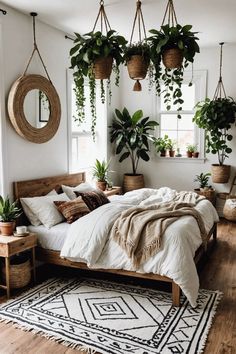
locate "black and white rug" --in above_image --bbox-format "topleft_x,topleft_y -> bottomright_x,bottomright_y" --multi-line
0,278 -> 221,354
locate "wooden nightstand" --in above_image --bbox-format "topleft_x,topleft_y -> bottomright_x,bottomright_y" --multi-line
104,186 -> 122,197
0,233 -> 37,298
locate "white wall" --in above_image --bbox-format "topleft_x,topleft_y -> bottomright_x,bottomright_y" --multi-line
0,2 -> 72,196
109,45 -> 236,193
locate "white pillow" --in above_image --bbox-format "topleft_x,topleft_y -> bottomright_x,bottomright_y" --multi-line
21,189 -> 58,226
62,182 -> 95,200
21,193 -> 69,229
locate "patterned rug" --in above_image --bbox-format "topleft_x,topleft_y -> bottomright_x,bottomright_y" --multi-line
0,278 -> 222,354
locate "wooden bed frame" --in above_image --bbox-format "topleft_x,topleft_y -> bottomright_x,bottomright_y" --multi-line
14,172 -> 217,307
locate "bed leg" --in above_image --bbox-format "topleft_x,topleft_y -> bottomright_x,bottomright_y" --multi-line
172,281 -> 181,307
213,224 -> 217,241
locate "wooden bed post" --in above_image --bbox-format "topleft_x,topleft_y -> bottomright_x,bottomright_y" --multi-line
172,281 -> 181,306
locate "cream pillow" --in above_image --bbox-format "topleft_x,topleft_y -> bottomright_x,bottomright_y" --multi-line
21,189 -> 58,226
21,193 -> 69,229
62,182 -> 95,200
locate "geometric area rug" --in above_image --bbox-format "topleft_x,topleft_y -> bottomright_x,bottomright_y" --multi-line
0,278 -> 222,354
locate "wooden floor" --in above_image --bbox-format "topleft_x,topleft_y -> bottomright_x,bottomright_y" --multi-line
0,221 -> 235,354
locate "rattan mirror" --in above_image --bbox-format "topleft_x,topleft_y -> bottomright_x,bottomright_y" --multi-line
8,74 -> 61,144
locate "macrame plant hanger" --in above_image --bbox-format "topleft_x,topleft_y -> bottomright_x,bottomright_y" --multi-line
213,42 -> 226,100
129,0 -> 147,91
161,0 -> 178,26
23,13 -> 52,84
92,0 -> 111,34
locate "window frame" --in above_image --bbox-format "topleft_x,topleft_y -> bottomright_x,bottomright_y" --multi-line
67,69 -> 107,174
156,70 -> 207,162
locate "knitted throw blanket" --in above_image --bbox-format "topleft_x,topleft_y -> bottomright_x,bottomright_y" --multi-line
111,192 -> 207,269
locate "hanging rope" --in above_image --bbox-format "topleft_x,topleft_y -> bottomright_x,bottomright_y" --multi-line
23,12 -> 52,83
213,42 -> 227,100
92,0 -> 111,33
0,8 -> 7,15
161,0 -> 178,27
130,0 -> 147,45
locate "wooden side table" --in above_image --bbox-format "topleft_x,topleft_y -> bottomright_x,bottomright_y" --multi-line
104,186 -> 122,197
0,233 -> 37,298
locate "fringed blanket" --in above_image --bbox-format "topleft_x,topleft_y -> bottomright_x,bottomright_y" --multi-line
111,192 -> 207,269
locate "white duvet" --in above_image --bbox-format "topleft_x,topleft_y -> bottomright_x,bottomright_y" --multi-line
60,188 -> 219,307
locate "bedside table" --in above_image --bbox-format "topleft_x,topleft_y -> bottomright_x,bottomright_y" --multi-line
104,186 -> 122,197
0,233 -> 37,298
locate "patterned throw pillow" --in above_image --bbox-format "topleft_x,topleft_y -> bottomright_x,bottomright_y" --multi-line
75,190 -> 110,211
54,197 -> 90,224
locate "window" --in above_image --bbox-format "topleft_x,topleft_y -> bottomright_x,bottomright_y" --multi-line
158,70 -> 207,158
67,70 -> 107,180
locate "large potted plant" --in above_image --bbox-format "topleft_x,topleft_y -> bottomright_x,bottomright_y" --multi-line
110,107 -> 158,192
148,24 -> 199,116
92,159 -> 110,191
70,30 -> 127,139
193,97 -> 236,183
0,196 -> 22,236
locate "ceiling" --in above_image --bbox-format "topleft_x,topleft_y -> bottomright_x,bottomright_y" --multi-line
1,0 -> 236,47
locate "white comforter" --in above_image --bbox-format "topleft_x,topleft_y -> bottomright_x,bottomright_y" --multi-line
60,188 -> 219,307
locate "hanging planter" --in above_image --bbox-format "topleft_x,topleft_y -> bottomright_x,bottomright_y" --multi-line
70,0 -> 127,139
193,43 -> 236,184
124,1 -> 150,91
147,0 -> 199,116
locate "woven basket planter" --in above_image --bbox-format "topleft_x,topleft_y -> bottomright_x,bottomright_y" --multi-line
194,188 -> 216,205
211,164 -> 231,183
93,56 -> 113,80
123,174 -> 145,193
223,198 -> 236,221
2,259 -> 31,289
162,48 -> 183,69
127,55 -> 149,80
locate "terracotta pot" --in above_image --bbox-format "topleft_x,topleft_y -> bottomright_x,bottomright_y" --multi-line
160,150 -> 166,157
162,48 -> 183,69
96,181 -> 107,191
169,150 -> 175,157
123,174 -> 145,193
93,56 -> 113,80
192,152 -> 199,158
0,221 -> 15,236
127,55 -> 149,80
211,164 -> 231,184
186,151 -> 193,158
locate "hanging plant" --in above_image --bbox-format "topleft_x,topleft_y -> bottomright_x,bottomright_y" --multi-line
70,1 -> 127,139
124,0 -> 151,91
147,0 -> 199,116
193,43 -> 236,183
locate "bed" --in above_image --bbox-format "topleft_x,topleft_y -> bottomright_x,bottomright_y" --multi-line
13,172 -> 219,307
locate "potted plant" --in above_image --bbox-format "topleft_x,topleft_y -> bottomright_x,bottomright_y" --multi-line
194,172 -> 215,204
0,196 -> 22,236
193,97 -> 236,183
153,134 -> 170,157
166,137 -> 176,157
186,144 -> 198,158
70,30 -> 127,139
124,42 -> 151,90
110,107 -> 158,192
148,24 -> 199,116
92,159 -> 110,191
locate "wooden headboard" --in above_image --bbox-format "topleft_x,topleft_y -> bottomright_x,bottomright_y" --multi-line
13,172 -> 86,200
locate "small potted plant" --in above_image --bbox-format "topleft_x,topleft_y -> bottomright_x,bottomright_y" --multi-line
186,144 -> 199,158
153,134 -> 169,157
70,30 -> 127,139
148,24 -> 199,115
192,145 -> 199,158
166,137 -> 176,157
0,196 -> 22,236
110,107 -> 158,192
193,97 -> 236,183
194,172 -> 215,204
124,42 -> 151,89
92,159 -> 110,191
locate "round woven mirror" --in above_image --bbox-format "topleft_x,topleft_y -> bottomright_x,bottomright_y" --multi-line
8,74 -> 61,144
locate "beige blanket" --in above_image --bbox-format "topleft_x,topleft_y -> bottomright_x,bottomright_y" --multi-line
111,192 -> 207,269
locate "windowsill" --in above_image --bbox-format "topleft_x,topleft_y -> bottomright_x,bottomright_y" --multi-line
157,156 -> 206,163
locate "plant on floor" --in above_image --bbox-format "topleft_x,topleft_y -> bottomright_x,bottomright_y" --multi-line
0,196 -> 22,236
110,107 -> 158,175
